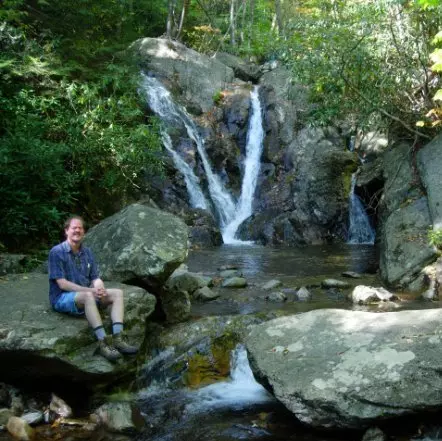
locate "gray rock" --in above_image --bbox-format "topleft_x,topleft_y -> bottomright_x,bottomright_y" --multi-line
131,38 -> 234,113
262,280 -> 282,290
193,286 -> 219,302
222,277 -> 248,288
6,417 -> 33,441
0,273 -> 156,385
0,409 -> 13,426
166,271 -> 212,294
296,287 -> 312,301
351,286 -> 397,304
94,402 -> 142,434
84,204 -> 189,289
321,279 -> 350,289
214,52 -> 261,82
417,133 -> 442,228
220,270 -> 242,279
246,309 -> 442,429
21,412 -> 43,426
379,197 -> 437,288
0,254 -> 28,276
341,271 -> 362,279
265,292 -> 287,302
362,427 -> 387,441
161,289 -> 191,324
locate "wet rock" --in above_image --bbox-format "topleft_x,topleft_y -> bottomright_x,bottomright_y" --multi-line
218,265 -> 239,271
222,277 -> 248,288
0,409 -> 13,426
295,287 -> 312,301
166,271 -> 212,295
193,286 -> 219,301
351,285 -> 397,304
220,269 -> 242,279
20,411 -> 43,426
362,427 -> 387,441
6,416 -> 34,440
49,394 -> 72,418
94,402 -> 143,434
262,280 -> 283,290
161,289 -> 191,324
321,279 -> 351,289
265,292 -> 287,302
325,288 -> 346,302
341,271 -> 362,279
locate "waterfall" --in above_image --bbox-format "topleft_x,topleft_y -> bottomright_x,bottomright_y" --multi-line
141,74 -> 236,227
347,174 -> 375,244
141,74 -> 265,244
161,132 -> 208,209
222,86 -> 264,244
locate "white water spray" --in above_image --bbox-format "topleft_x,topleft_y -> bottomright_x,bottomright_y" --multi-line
141,75 -> 265,243
161,132 -> 208,209
141,74 -> 236,226
222,86 -> 264,244
347,174 -> 375,244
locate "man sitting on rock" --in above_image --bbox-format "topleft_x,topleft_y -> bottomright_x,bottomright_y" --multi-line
48,215 -> 138,362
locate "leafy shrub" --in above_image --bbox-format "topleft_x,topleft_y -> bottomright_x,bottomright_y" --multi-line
428,229 -> 442,248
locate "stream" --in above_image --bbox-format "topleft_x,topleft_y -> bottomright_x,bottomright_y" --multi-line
134,244 -> 440,441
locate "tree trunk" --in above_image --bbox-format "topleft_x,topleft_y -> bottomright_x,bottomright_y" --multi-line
166,0 -> 177,39
230,0 -> 236,46
176,0 -> 190,40
275,0 -> 283,37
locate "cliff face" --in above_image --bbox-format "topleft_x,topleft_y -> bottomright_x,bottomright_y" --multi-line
133,37 -> 357,247
134,37 -> 442,292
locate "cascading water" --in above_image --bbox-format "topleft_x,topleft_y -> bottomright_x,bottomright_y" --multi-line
161,132 -> 208,209
141,74 -> 265,244
222,86 -> 264,244
141,74 -> 236,227
347,174 -> 375,244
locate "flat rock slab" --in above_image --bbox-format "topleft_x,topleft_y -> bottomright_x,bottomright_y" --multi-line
0,273 -> 156,384
246,308 -> 442,429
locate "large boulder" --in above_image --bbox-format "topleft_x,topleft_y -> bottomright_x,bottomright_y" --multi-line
417,134 -> 442,229
84,204 -> 189,290
245,308 -> 442,430
0,273 -> 156,386
379,197 -> 436,288
214,52 -> 261,82
378,144 -> 437,290
131,37 -> 234,113
241,127 -> 357,244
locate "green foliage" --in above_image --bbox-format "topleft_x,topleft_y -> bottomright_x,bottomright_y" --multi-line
212,89 -> 225,104
428,228 -> 442,248
0,11 -> 164,251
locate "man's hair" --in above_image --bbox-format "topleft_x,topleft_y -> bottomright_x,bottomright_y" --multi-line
64,215 -> 85,230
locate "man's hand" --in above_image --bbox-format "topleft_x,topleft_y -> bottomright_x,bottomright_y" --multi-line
93,287 -> 108,300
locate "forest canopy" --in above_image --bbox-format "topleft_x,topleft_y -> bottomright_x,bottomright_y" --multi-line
1,0 -> 442,250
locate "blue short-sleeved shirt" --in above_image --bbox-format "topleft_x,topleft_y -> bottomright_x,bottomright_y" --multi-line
48,241 -> 99,307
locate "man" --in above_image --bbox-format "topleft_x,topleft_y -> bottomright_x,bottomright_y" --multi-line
48,216 -> 138,362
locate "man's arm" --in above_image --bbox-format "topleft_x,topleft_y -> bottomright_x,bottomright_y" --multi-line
56,278 -> 95,293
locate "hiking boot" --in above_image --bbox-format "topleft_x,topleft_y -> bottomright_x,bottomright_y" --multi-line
97,337 -> 122,362
113,332 -> 138,355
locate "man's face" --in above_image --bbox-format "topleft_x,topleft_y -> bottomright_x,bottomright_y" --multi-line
65,219 -> 85,245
